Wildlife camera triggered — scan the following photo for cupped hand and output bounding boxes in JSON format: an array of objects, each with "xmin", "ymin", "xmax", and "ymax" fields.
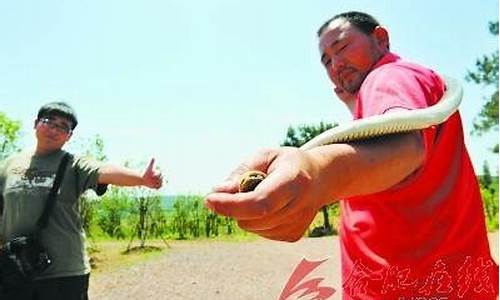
[{"xmin": 205, "ymin": 147, "xmax": 325, "ymax": 242}]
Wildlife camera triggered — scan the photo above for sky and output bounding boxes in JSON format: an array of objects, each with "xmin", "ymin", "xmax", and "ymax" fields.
[{"xmin": 1, "ymin": 1, "xmax": 498, "ymax": 195}]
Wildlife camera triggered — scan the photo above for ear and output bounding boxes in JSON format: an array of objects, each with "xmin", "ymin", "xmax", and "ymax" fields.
[
  {"xmin": 64, "ymin": 132, "xmax": 73, "ymax": 142},
  {"xmin": 372, "ymin": 26, "xmax": 390, "ymax": 51},
  {"xmin": 33, "ymin": 118, "xmax": 38, "ymax": 129}
]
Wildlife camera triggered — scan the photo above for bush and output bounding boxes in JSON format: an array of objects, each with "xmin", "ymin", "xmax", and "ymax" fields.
[
  {"xmin": 481, "ymin": 180, "xmax": 499, "ymax": 231},
  {"xmin": 96, "ymin": 187, "xmax": 134, "ymax": 239},
  {"xmin": 168, "ymin": 195, "xmax": 242, "ymax": 239}
]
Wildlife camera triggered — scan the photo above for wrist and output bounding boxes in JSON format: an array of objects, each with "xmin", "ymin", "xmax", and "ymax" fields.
[
  {"xmin": 306, "ymin": 145, "xmax": 350, "ymax": 204},
  {"xmin": 302, "ymin": 150, "xmax": 330, "ymax": 210},
  {"xmin": 140, "ymin": 175, "xmax": 148, "ymax": 187}
]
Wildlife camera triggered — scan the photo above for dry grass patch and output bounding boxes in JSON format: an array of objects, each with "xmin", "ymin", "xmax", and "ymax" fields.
[{"xmin": 88, "ymin": 239, "xmax": 168, "ymax": 274}]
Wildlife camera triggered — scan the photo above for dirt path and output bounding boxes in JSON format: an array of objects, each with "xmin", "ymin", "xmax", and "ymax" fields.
[{"xmin": 89, "ymin": 233, "xmax": 498, "ymax": 300}]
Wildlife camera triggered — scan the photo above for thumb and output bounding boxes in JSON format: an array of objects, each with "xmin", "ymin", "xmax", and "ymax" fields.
[{"xmin": 146, "ymin": 158, "xmax": 155, "ymax": 173}]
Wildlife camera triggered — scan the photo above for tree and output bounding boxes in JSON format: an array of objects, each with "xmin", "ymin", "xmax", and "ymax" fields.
[
  {"xmin": 75, "ymin": 134, "xmax": 108, "ymax": 239},
  {"xmin": 126, "ymin": 191, "xmax": 170, "ymax": 251},
  {"xmin": 0, "ymin": 112, "xmax": 21, "ymax": 161},
  {"xmin": 282, "ymin": 122, "xmax": 336, "ymax": 147},
  {"xmin": 281, "ymin": 122, "xmax": 338, "ymax": 236},
  {"xmin": 480, "ymin": 160, "xmax": 493, "ymax": 189},
  {"xmin": 70, "ymin": 134, "xmax": 107, "ymax": 161},
  {"xmin": 97, "ymin": 187, "xmax": 132, "ymax": 239},
  {"xmin": 466, "ymin": 21, "xmax": 499, "ymax": 152},
  {"xmin": 120, "ymin": 159, "xmax": 169, "ymax": 250}
]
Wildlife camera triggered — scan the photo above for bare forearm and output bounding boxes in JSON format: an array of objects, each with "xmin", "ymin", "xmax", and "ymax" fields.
[
  {"xmin": 308, "ymin": 131, "xmax": 425, "ymax": 205},
  {"xmin": 98, "ymin": 164, "xmax": 145, "ymax": 187}
]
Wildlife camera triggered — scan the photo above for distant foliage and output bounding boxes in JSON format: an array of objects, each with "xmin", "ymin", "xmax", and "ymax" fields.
[
  {"xmin": 479, "ymin": 162, "xmax": 499, "ymax": 231},
  {"xmin": 97, "ymin": 187, "xmax": 134, "ymax": 239},
  {"xmin": 170, "ymin": 196, "xmax": 191, "ymax": 240},
  {"xmin": 84, "ymin": 192, "xmax": 247, "ymax": 242},
  {"xmin": 466, "ymin": 21, "xmax": 499, "ymax": 152},
  {"xmin": 282, "ymin": 121, "xmax": 336, "ymax": 147},
  {"xmin": 145, "ymin": 196, "xmax": 170, "ymax": 239},
  {"xmin": 168, "ymin": 195, "xmax": 242, "ymax": 239},
  {"xmin": 0, "ymin": 112, "xmax": 21, "ymax": 161},
  {"xmin": 77, "ymin": 134, "xmax": 109, "ymax": 239},
  {"xmin": 482, "ymin": 185, "xmax": 498, "ymax": 231},
  {"xmin": 126, "ymin": 191, "xmax": 166, "ymax": 249}
]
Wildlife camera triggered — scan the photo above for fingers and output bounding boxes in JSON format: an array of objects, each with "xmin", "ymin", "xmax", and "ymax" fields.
[
  {"xmin": 205, "ymin": 191, "xmax": 264, "ymax": 219},
  {"xmin": 145, "ymin": 158, "xmax": 163, "ymax": 178},
  {"xmin": 151, "ymin": 173, "xmax": 164, "ymax": 189},
  {"xmin": 334, "ymin": 86, "xmax": 348, "ymax": 98},
  {"xmin": 145, "ymin": 174, "xmax": 163, "ymax": 189},
  {"xmin": 205, "ymin": 165, "xmax": 298, "ymax": 220},
  {"xmin": 333, "ymin": 85, "xmax": 356, "ymax": 103},
  {"xmin": 333, "ymin": 86, "xmax": 344, "ymax": 95},
  {"xmin": 211, "ymin": 163, "xmax": 250, "ymax": 193},
  {"xmin": 250, "ymin": 220, "xmax": 308, "ymax": 242},
  {"xmin": 153, "ymin": 179, "xmax": 163, "ymax": 189},
  {"xmin": 239, "ymin": 209, "xmax": 314, "ymax": 242},
  {"xmin": 236, "ymin": 199, "xmax": 309, "ymax": 231},
  {"xmin": 143, "ymin": 158, "xmax": 165, "ymax": 189},
  {"xmin": 210, "ymin": 149, "xmax": 276, "ymax": 194},
  {"xmin": 205, "ymin": 147, "xmax": 321, "ymax": 243},
  {"xmin": 212, "ymin": 179, "xmax": 239, "ymax": 193},
  {"xmin": 206, "ymin": 148, "xmax": 315, "ymax": 221}
]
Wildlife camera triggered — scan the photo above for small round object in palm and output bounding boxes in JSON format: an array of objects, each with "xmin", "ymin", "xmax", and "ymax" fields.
[{"xmin": 239, "ymin": 170, "xmax": 267, "ymax": 192}]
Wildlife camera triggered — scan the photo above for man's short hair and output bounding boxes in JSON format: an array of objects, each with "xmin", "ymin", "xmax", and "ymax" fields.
[
  {"xmin": 317, "ymin": 11, "xmax": 380, "ymax": 37},
  {"xmin": 37, "ymin": 102, "xmax": 78, "ymax": 130}
]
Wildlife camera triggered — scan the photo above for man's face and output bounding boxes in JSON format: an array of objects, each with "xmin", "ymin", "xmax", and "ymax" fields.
[
  {"xmin": 34, "ymin": 115, "xmax": 73, "ymax": 152},
  {"xmin": 319, "ymin": 18, "xmax": 387, "ymax": 94}
]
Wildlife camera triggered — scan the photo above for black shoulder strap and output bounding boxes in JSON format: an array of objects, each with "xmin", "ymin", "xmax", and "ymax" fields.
[{"xmin": 37, "ymin": 153, "xmax": 71, "ymax": 229}]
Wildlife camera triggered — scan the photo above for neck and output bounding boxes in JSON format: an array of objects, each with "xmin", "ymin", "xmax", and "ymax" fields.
[
  {"xmin": 343, "ymin": 99, "xmax": 357, "ymax": 116},
  {"xmin": 35, "ymin": 144, "xmax": 61, "ymax": 157}
]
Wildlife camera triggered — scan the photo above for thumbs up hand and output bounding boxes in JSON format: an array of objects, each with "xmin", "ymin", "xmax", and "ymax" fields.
[{"xmin": 142, "ymin": 158, "xmax": 164, "ymax": 189}]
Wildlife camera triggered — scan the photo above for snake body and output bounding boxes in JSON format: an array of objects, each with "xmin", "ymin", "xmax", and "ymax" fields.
[
  {"xmin": 239, "ymin": 76, "xmax": 463, "ymax": 192},
  {"xmin": 300, "ymin": 76, "xmax": 462, "ymax": 150}
]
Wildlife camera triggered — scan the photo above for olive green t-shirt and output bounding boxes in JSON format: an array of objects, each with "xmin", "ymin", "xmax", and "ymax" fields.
[{"xmin": 0, "ymin": 149, "xmax": 103, "ymax": 279}]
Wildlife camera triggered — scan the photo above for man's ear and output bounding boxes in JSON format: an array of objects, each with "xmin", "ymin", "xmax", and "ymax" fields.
[
  {"xmin": 372, "ymin": 26, "xmax": 390, "ymax": 51},
  {"xmin": 33, "ymin": 118, "xmax": 38, "ymax": 129},
  {"xmin": 65, "ymin": 132, "xmax": 73, "ymax": 142}
]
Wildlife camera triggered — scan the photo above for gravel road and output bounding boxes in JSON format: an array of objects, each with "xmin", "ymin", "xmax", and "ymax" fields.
[{"xmin": 89, "ymin": 233, "xmax": 498, "ymax": 300}]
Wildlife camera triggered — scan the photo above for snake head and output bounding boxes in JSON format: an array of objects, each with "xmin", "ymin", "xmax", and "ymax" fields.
[{"xmin": 239, "ymin": 170, "xmax": 267, "ymax": 193}]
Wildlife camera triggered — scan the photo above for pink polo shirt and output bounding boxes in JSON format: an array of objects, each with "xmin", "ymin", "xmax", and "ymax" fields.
[{"xmin": 340, "ymin": 53, "xmax": 498, "ymax": 300}]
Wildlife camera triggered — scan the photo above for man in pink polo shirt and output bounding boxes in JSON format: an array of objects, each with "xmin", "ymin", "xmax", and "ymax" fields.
[{"xmin": 206, "ymin": 11, "xmax": 498, "ymax": 299}]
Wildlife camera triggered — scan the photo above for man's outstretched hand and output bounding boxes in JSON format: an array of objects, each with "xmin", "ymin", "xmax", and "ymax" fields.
[
  {"xmin": 142, "ymin": 158, "xmax": 164, "ymax": 189},
  {"xmin": 205, "ymin": 147, "xmax": 325, "ymax": 242}
]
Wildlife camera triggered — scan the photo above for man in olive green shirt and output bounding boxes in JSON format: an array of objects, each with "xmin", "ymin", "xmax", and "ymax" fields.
[{"xmin": 0, "ymin": 102, "xmax": 163, "ymax": 300}]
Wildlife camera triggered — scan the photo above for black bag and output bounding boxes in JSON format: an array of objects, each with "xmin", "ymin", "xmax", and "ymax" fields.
[
  {"xmin": 0, "ymin": 153, "xmax": 70, "ymax": 288},
  {"xmin": 0, "ymin": 235, "xmax": 52, "ymax": 287}
]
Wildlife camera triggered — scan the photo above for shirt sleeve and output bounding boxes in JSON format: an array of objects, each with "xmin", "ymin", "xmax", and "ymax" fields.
[
  {"xmin": 358, "ymin": 65, "xmax": 439, "ymax": 118},
  {"xmin": 72, "ymin": 155, "xmax": 108, "ymax": 196},
  {"xmin": 357, "ymin": 64, "xmax": 446, "ymax": 176}
]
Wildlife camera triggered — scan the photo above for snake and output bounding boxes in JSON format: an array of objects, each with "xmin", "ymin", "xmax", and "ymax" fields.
[
  {"xmin": 300, "ymin": 76, "xmax": 462, "ymax": 150},
  {"xmin": 239, "ymin": 76, "xmax": 463, "ymax": 192}
]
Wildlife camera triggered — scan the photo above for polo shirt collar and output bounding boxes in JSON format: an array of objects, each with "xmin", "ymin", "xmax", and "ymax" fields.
[{"xmin": 371, "ymin": 52, "xmax": 400, "ymax": 71}]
